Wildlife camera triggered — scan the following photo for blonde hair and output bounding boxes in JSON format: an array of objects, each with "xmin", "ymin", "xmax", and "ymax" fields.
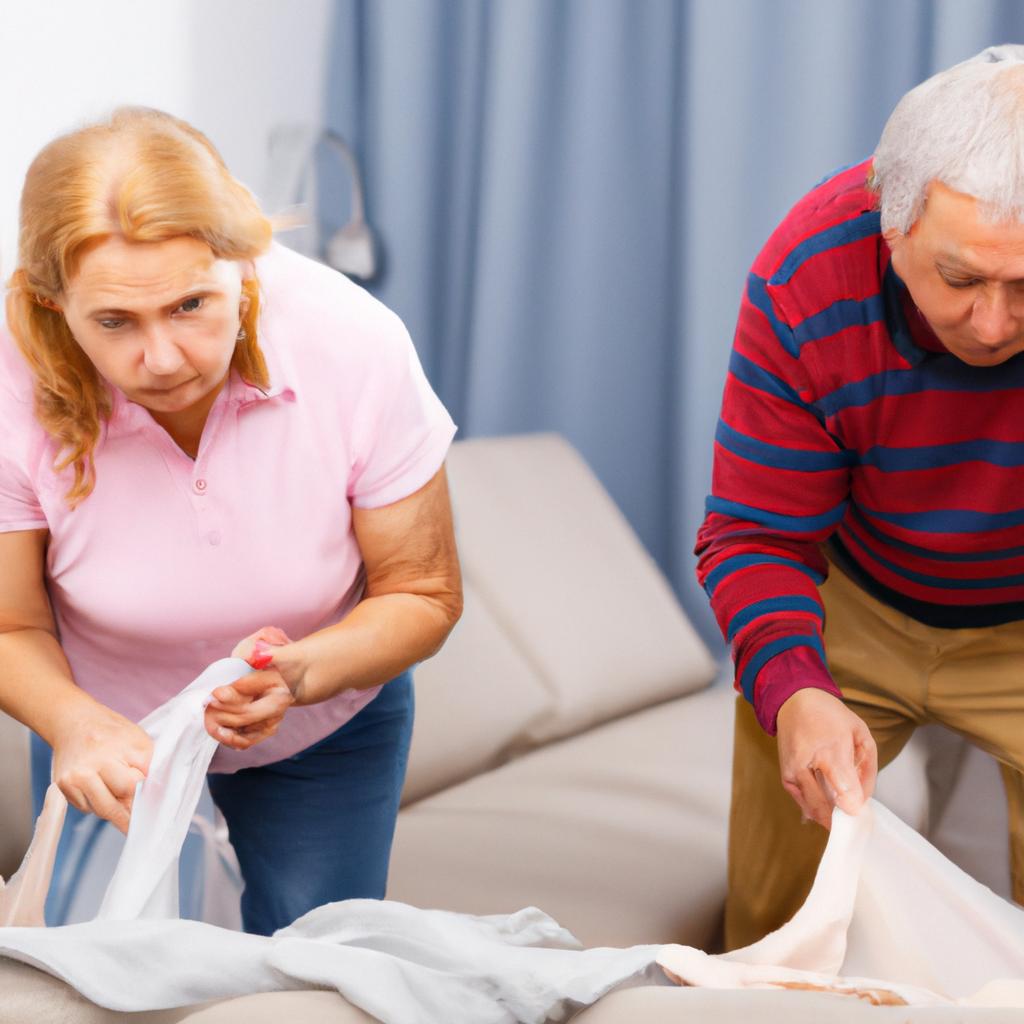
[{"xmin": 5, "ymin": 106, "xmax": 273, "ymax": 506}]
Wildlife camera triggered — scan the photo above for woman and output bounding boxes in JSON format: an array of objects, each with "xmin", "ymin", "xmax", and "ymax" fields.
[{"xmin": 0, "ymin": 108, "xmax": 462, "ymax": 935}]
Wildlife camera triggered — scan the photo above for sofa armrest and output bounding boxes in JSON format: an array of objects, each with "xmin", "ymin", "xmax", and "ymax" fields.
[{"xmin": 0, "ymin": 712, "xmax": 32, "ymax": 881}]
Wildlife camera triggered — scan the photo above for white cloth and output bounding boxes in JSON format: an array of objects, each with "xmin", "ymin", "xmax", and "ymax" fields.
[
  {"xmin": 658, "ymin": 800, "xmax": 1024, "ymax": 1007},
  {"xmin": 0, "ymin": 659, "xmax": 660, "ymax": 1023},
  {"xmin": 7, "ymin": 658, "xmax": 1024, "ymax": 1017}
]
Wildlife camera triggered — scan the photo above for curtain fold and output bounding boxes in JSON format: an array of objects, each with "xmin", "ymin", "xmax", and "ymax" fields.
[{"xmin": 322, "ymin": 0, "xmax": 1024, "ymax": 646}]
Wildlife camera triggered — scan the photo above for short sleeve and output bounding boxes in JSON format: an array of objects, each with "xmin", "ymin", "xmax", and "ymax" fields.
[
  {"xmin": 0, "ymin": 394, "xmax": 48, "ymax": 533},
  {"xmin": 346, "ymin": 314, "xmax": 457, "ymax": 509}
]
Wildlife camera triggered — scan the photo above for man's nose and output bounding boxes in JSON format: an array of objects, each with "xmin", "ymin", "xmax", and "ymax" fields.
[
  {"xmin": 141, "ymin": 327, "xmax": 186, "ymax": 376},
  {"xmin": 972, "ymin": 289, "xmax": 1020, "ymax": 347}
]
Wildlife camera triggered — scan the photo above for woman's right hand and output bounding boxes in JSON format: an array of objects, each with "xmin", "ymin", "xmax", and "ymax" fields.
[{"xmin": 49, "ymin": 703, "xmax": 153, "ymax": 834}]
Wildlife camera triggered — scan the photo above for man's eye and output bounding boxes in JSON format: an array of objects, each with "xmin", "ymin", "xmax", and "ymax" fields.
[
  {"xmin": 178, "ymin": 296, "xmax": 204, "ymax": 313},
  {"xmin": 940, "ymin": 274, "xmax": 980, "ymax": 289}
]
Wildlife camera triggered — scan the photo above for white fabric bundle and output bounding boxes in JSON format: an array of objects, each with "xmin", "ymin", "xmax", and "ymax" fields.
[{"xmin": 0, "ymin": 659, "xmax": 660, "ymax": 1023}]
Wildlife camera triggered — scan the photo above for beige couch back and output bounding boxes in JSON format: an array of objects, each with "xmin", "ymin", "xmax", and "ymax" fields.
[
  {"xmin": 403, "ymin": 433, "xmax": 718, "ymax": 803},
  {"xmin": 0, "ymin": 709, "xmax": 31, "ymax": 880}
]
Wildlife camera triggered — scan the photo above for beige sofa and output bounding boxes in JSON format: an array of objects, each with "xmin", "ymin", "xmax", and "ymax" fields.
[{"xmin": 0, "ymin": 434, "xmax": 1018, "ymax": 1022}]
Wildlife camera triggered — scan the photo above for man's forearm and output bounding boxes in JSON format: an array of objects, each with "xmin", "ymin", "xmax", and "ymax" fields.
[{"xmin": 0, "ymin": 627, "xmax": 97, "ymax": 745}]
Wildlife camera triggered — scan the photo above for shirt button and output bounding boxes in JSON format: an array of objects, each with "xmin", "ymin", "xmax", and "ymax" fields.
[
  {"xmin": 194, "ymin": 478, "xmax": 207, "ymax": 494},
  {"xmin": 207, "ymin": 531, "xmax": 222, "ymax": 546}
]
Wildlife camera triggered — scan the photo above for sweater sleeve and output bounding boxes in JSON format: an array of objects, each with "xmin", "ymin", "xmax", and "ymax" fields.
[
  {"xmin": 695, "ymin": 267, "xmax": 852, "ymax": 730},
  {"xmin": 754, "ymin": 646, "xmax": 842, "ymax": 735}
]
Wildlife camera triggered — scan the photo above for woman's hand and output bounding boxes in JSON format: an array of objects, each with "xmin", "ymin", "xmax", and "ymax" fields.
[
  {"xmin": 50, "ymin": 703, "xmax": 153, "ymax": 834},
  {"xmin": 204, "ymin": 627, "xmax": 296, "ymax": 750}
]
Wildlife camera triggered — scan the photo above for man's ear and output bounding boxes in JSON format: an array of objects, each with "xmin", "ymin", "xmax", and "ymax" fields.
[{"xmin": 882, "ymin": 227, "xmax": 912, "ymax": 268}]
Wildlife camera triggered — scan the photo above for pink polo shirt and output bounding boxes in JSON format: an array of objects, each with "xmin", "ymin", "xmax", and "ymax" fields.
[{"xmin": 0, "ymin": 243, "xmax": 456, "ymax": 772}]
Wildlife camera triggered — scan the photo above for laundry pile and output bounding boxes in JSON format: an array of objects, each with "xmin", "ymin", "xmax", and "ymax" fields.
[{"xmin": 2, "ymin": 659, "xmax": 1024, "ymax": 1022}]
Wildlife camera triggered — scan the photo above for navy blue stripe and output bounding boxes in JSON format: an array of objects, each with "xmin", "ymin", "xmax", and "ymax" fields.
[
  {"xmin": 845, "ymin": 506, "xmax": 1024, "ymax": 563},
  {"xmin": 771, "ymin": 211, "xmax": 881, "ymax": 286},
  {"xmin": 727, "ymin": 596, "xmax": 825, "ymax": 642},
  {"xmin": 728, "ymin": 350, "xmax": 826, "ymax": 424},
  {"xmin": 882, "ymin": 263, "xmax": 930, "ymax": 367},
  {"xmin": 816, "ymin": 367, "xmax": 920, "ymax": 417},
  {"xmin": 816, "ymin": 351, "xmax": 1024, "ymax": 418},
  {"xmin": 704, "ymin": 553, "xmax": 826, "ymax": 596},
  {"xmin": 791, "ymin": 292, "xmax": 886, "ymax": 348},
  {"xmin": 716, "ymin": 420, "xmax": 855, "ymax": 472},
  {"xmin": 842, "ymin": 523, "xmax": 1024, "ymax": 589},
  {"xmin": 740, "ymin": 635, "xmax": 826, "ymax": 704},
  {"xmin": 860, "ymin": 502, "xmax": 1024, "ymax": 534},
  {"xmin": 746, "ymin": 274, "xmax": 798, "ymax": 357},
  {"xmin": 861, "ymin": 438, "xmax": 1024, "ymax": 472},
  {"xmin": 706, "ymin": 495, "xmax": 849, "ymax": 534}
]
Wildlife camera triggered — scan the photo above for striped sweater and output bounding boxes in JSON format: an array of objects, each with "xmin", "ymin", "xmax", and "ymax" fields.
[{"xmin": 696, "ymin": 159, "xmax": 1024, "ymax": 733}]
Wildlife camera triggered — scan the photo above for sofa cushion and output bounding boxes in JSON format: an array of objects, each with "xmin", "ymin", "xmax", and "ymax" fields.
[
  {"xmin": 402, "ymin": 580, "xmax": 552, "ymax": 805},
  {"xmin": 0, "ymin": 713, "xmax": 31, "ymax": 881},
  {"xmin": 173, "ymin": 991, "xmax": 377, "ymax": 1023},
  {"xmin": 570, "ymin": 985, "xmax": 999, "ymax": 1023},
  {"xmin": 444, "ymin": 434, "xmax": 718, "ymax": 746},
  {"xmin": 0, "ymin": 960, "xmax": 121, "ymax": 1024},
  {"xmin": 388, "ymin": 685, "xmax": 735, "ymax": 951},
  {"xmin": 928, "ymin": 741, "xmax": 1012, "ymax": 900},
  {"xmin": 0, "ymin": 960, "xmax": 374, "ymax": 1024},
  {"xmin": 391, "ymin": 682, "xmax": 938, "ymax": 952},
  {"xmin": 0, "ymin": 959, "xmax": 200, "ymax": 1024}
]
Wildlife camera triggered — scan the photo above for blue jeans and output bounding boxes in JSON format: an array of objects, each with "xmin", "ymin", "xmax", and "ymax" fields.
[{"xmin": 32, "ymin": 672, "xmax": 414, "ymax": 935}]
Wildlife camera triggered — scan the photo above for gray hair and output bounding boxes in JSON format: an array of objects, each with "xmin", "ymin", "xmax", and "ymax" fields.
[{"xmin": 873, "ymin": 44, "xmax": 1024, "ymax": 233}]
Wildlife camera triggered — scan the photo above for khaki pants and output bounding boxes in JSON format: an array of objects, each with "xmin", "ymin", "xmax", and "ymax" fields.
[{"xmin": 725, "ymin": 561, "xmax": 1024, "ymax": 951}]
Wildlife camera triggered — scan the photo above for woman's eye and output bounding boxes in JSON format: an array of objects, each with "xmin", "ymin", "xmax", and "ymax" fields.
[
  {"xmin": 99, "ymin": 319, "xmax": 124, "ymax": 330},
  {"xmin": 178, "ymin": 296, "xmax": 204, "ymax": 313}
]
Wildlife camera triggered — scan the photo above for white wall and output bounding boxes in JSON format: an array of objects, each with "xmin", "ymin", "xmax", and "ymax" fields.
[{"xmin": 0, "ymin": 0, "xmax": 334, "ymax": 275}]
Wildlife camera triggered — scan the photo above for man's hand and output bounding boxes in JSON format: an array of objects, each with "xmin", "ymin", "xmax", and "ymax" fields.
[
  {"xmin": 50, "ymin": 703, "xmax": 153, "ymax": 834},
  {"xmin": 204, "ymin": 627, "xmax": 296, "ymax": 750},
  {"xmin": 775, "ymin": 688, "xmax": 877, "ymax": 828}
]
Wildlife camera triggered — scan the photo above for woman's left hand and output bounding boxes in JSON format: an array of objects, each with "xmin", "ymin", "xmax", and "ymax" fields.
[{"xmin": 204, "ymin": 627, "xmax": 296, "ymax": 750}]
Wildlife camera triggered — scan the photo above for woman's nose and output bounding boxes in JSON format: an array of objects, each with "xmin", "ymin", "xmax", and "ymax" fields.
[{"xmin": 141, "ymin": 328, "xmax": 186, "ymax": 375}]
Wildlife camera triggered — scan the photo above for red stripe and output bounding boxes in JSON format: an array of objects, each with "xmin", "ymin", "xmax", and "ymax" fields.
[
  {"xmin": 834, "ymin": 390, "xmax": 1024, "ymax": 446},
  {"xmin": 715, "ymin": 448, "xmax": 846, "ymax": 519}
]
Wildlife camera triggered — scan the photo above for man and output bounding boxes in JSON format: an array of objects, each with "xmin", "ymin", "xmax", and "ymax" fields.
[{"xmin": 696, "ymin": 44, "xmax": 1024, "ymax": 950}]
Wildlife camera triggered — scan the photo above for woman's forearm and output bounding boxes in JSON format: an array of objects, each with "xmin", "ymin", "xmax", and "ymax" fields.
[
  {"xmin": 279, "ymin": 589, "xmax": 462, "ymax": 705},
  {"xmin": 263, "ymin": 467, "xmax": 463, "ymax": 706},
  {"xmin": 0, "ymin": 627, "xmax": 99, "ymax": 745}
]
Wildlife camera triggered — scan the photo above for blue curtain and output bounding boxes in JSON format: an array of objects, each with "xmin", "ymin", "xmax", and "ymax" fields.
[{"xmin": 320, "ymin": 0, "xmax": 1024, "ymax": 649}]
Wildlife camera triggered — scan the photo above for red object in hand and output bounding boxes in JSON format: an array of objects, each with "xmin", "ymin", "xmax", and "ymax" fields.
[{"xmin": 248, "ymin": 640, "xmax": 274, "ymax": 671}]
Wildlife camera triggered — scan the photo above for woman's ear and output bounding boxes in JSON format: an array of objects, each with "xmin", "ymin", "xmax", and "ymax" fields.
[{"xmin": 238, "ymin": 280, "xmax": 254, "ymax": 318}]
